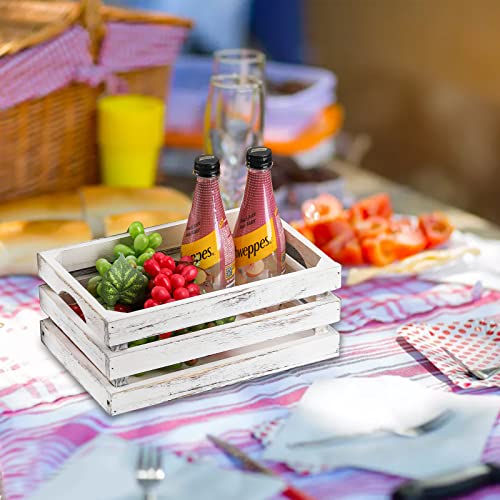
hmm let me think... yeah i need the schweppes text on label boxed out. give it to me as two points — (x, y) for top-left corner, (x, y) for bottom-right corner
(234, 222), (277, 267)
(180, 230), (220, 269)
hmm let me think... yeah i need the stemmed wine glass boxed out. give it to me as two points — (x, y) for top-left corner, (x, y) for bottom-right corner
(204, 74), (264, 209)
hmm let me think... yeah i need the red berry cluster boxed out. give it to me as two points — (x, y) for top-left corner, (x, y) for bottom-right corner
(69, 303), (86, 322)
(143, 253), (200, 308)
(70, 302), (131, 320)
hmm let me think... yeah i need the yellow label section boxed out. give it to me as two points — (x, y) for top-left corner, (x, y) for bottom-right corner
(234, 221), (277, 267)
(181, 230), (220, 269)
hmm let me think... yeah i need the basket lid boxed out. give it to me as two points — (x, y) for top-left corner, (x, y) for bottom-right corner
(0, 1), (82, 58)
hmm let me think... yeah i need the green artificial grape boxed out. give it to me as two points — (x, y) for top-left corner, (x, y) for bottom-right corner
(136, 265), (145, 274)
(113, 243), (135, 258)
(190, 323), (206, 332)
(126, 255), (138, 268)
(96, 258), (112, 276)
(133, 234), (149, 254)
(148, 232), (162, 249)
(96, 282), (103, 297)
(137, 249), (155, 266)
(128, 221), (145, 239)
(164, 363), (183, 372)
(147, 335), (159, 343)
(173, 328), (189, 336)
(87, 275), (102, 297)
(215, 319), (226, 326)
(225, 316), (236, 323)
(128, 338), (149, 348)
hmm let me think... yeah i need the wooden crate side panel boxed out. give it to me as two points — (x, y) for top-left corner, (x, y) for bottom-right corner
(108, 294), (341, 378)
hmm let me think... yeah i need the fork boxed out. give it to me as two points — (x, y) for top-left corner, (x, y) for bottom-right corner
(136, 446), (165, 500)
(288, 409), (454, 448)
(442, 347), (500, 380)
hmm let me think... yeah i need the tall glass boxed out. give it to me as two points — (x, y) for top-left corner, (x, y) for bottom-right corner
(204, 74), (264, 209)
(213, 48), (266, 83)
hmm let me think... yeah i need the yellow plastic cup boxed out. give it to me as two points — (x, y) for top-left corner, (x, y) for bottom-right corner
(97, 95), (165, 188)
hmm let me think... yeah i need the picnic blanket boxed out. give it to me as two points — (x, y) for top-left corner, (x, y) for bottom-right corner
(1, 274), (499, 499)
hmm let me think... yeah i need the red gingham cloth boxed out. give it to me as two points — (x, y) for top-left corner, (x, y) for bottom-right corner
(0, 27), (92, 111)
(0, 23), (189, 111)
(99, 22), (189, 72)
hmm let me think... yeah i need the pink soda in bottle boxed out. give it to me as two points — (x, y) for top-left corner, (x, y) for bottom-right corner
(233, 147), (286, 284)
(181, 155), (235, 291)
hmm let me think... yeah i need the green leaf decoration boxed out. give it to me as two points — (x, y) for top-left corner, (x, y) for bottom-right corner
(100, 254), (147, 306)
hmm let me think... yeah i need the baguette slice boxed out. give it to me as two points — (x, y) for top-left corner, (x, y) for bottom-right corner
(105, 210), (187, 236)
(81, 186), (191, 237)
(0, 220), (92, 276)
(0, 191), (82, 223)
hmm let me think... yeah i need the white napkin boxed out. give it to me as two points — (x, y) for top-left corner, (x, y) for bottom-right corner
(421, 233), (500, 291)
(28, 435), (284, 500)
(262, 376), (500, 479)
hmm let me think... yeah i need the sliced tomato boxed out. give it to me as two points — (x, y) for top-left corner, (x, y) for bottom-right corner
(312, 217), (354, 247)
(337, 239), (364, 265)
(320, 228), (356, 262)
(301, 194), (343, 226)
(393, 228), (427, 259)
(418, 212), (453, 248)
(361, 235), (398, 266)
(349, 193), (392, 222)
(388, 217), (414, 234)
(290, 220), (315, 243)
(353, 216), (389, 240)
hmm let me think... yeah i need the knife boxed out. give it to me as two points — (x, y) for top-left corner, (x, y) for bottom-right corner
(393, 463), (500, 499)
(207, 434), (316, 500)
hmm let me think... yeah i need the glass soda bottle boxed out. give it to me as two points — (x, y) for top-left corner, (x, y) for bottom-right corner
(233, 147), (286, 285)
(181, 155), (235, 291)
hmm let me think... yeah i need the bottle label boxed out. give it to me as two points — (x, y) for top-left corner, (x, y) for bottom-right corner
(234, 221), (277, 267)
(181, 230), (220, 269)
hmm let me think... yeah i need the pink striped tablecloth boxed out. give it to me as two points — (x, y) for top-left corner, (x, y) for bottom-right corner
(1, 274), (499, 499)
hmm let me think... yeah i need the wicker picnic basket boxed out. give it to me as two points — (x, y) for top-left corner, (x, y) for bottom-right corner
(0, 0), (191, 203)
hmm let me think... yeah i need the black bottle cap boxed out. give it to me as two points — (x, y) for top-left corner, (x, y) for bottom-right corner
(194, 155), (220, 177)
(246, 146), (273, 170)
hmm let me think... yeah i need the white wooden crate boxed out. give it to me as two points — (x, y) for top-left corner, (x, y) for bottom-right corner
(38, 209), (342, 415)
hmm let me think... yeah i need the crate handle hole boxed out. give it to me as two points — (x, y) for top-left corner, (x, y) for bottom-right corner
(58, 292), (87, 323)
